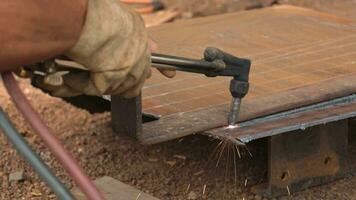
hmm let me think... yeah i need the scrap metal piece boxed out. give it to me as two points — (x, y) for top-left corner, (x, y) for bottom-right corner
(254, 120), (350, 197)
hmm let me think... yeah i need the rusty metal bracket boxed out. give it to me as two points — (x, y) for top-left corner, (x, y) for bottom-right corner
(253, 120), (350, 197)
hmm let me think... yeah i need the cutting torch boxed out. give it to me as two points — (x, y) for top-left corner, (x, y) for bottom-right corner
(151, 47), (251, 126)
(22, 47), (251, 126)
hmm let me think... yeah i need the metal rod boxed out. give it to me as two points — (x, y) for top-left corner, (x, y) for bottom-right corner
(152, 53), (223, 70)
(151, 63), (212, 75)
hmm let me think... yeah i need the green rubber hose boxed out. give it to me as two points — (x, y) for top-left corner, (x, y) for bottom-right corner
(0, 108), (75, 200)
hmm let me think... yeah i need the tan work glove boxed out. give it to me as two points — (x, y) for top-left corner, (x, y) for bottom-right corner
(34, 0), (152, 99)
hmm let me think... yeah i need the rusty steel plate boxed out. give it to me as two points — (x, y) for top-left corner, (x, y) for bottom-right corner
(138, 5), (356, 144)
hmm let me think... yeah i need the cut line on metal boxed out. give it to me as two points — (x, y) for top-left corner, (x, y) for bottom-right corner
(206, 94), (356, 144)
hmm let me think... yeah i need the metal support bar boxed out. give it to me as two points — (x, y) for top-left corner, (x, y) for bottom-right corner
(254, 120), (350, 197)
(111, 95), (142, 138)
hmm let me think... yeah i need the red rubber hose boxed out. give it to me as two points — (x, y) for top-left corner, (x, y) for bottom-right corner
(1, 72), (104, 200)
(121, 0), (153, 4)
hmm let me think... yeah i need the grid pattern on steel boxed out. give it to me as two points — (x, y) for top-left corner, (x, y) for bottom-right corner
(142, 6), (356, 119)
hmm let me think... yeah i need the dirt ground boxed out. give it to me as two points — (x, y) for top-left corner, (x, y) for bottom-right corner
(1, 1), (356, 200)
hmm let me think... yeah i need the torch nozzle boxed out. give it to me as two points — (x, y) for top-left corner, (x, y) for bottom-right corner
(228, 97), (242, 126)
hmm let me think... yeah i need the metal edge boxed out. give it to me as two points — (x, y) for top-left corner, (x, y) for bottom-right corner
(206, 94), (356, 144)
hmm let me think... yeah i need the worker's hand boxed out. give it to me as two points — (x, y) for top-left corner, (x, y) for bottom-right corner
(148, 39), (176, 78)
(34, 0), (151, 99)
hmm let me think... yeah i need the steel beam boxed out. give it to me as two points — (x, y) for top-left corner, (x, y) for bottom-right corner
(254, 120), (350, 197)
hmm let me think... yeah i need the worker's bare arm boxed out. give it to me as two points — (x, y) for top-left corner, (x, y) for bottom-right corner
(0, 0), (87, 71)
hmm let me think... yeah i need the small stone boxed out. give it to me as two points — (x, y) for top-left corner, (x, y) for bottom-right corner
(165, 160), (177, 167)
(174, 155), (187, 160)
(148, 158), (159, 162)
(187, 191), (198, 200)
(193, 170), (204, 176)
(9, 171), (25, 182)
(31, 189), (42, 197)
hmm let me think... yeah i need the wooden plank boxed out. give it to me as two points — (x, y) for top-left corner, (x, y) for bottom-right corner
(73, 176), (160, 200)
(138, 5), (356, 144)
